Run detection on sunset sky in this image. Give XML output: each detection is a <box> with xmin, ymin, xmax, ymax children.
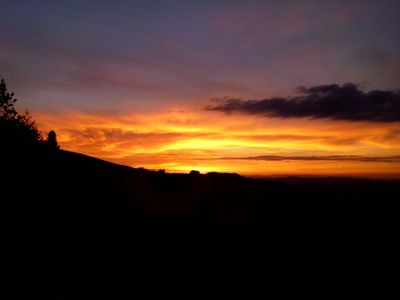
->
<box><xmin>1</xmin><ymin>0</ymin><xmax>399</xmax><ymax>177</ymax></box>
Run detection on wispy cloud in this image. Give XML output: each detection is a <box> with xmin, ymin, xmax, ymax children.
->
<box><xmin>31</xmin><ymin>107</ymin><xmax>400</xmax><ymax>177</ymax></box>
<box><xmin>218</xmin><ymin>155</ymin><xmax>400</xmax><ymax>163</ymax></box>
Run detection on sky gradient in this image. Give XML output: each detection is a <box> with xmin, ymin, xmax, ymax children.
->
<box><xmin>1</xmin><ymin>0</ymin><xmax>399</xmax><ymax>177</ymax></box>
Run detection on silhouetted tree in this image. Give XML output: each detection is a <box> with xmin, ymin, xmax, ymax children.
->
<box><xmin>0</xmin><ymin>78</ymin><xmax>18</xmax><ymax>119</ymax></box>
<box><xmin>45</xmin><ymin>130</ymin><xmax>60</xmax><ymax>150</ymax></box>
<box><xmin>0</xmin><ymin>77</ymin><xmax>42</xmax><ymax>149</ymax></box>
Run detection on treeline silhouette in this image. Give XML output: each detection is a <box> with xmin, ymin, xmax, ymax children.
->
<box><xmin>1</xmin><ymin>78</ymin><xmax>399</xmax><ymax>299</ymax></box>
<box><xmin>0</xmin><ymin>78</ymin><xmax>59</xmax><ymax>152</ymax></box>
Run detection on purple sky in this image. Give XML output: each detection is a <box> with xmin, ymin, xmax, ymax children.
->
<box><xmin>1</xmin><ymin>0</ymin><xmax>399</xmax><ymax>114</ymax></box>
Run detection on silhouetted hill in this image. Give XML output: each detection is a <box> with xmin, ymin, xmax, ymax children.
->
<box><xmin>1</xmin><ymin>145</ymin><xmax>399</xmax><ymax>299</ymax></box>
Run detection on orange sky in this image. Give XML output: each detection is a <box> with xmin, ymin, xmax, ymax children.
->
<box><xmin>2</xmin><ymin>1</ymin><xmax>399</xmax><ymax>178</ymax></box>
<box><xmin>35</xmin><ymin>107</ymin><xmax>400</xmax><ymax>178</ymax></box>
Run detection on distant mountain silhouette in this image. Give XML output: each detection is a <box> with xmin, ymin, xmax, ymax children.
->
<box><xmin>1</xmin><ymin>77</ymin><xmax>399</xmax><ymax>299</ymax></box>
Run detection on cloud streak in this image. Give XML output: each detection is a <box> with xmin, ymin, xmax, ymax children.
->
<box><xmin>207</xmin><ymin>83</ymin><xmax>400</xmax><ymax>122</ymax></box>
<box><xmin>33</xmin><ymin>108</ymin><xmax>400</xmax><ymax>177</ymax></box>
<box><xmin>220</xmin><ymin>155</ymin><xmax>400</xmax><ymax>163</ymax></box>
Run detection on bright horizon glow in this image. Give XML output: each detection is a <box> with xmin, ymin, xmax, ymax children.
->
<box><xmin>2</xmin><ymin>1</ymin><xmax>399</xmax><ymax>178</ymax></box>
<box><xmin>35</xmin><ymin>109</ymin><xmax>400</xmax><ymax>178</ymax></box>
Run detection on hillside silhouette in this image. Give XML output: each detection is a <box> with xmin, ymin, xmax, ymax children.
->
<box><xmin>1</xmin><ymin>78</ymin><xmax>399</xmax><ymax>299</ymax></box>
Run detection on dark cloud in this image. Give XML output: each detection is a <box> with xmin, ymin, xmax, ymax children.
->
<box><xmin>221</xmin><ymin>155</ymin><xmax>400</xmax><ymax>163</ymax></box>
<box><xmin>207</xmin><ymin>83</ymin><xmax>400</xmax><ymax>122</ymax></box>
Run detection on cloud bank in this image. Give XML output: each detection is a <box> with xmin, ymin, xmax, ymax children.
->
<box><xmin>207</xmin><ymin>83</ymin><xmax>400</xmax><ymax>122</ymax></box>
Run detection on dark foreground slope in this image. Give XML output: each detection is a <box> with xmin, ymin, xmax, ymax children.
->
<box><xmin>1</xmin><ymin>148</ymin><xmax>399</xmax><ymax>299</ymax></box>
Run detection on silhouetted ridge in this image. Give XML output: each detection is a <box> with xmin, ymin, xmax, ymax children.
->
<box><xmin>1</xmin><ymin>77</ymin><xmax>399</xmax><ymax>299</ymax></box>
